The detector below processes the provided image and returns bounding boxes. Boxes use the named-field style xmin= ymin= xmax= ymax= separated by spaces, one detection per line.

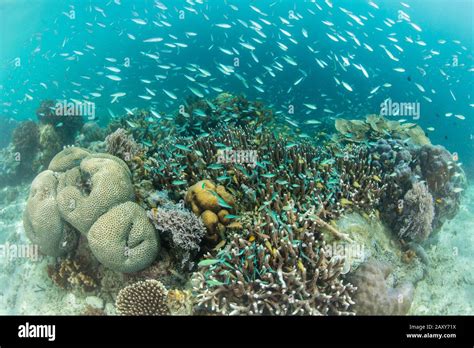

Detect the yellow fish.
xmin=340 ymin=198 xmax=353 ymax=206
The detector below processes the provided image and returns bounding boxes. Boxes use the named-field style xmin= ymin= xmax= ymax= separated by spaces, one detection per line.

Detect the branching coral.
xmin=335 ymin=114 xmax=430 ymax=146
xmin=148 ymin=204 xmax=206 ymax=271
xmin=105 ymin=128 xmax=140 ymax=164
xmin=192 ymin=220 xmax=355 ymax=315
xmin=173 ymin=93 xmax=274 ymax=136
xmin=47 ymin=257 xmax=98 ymax=292
xmin=148 ymin=126 xmax=385 ymax=228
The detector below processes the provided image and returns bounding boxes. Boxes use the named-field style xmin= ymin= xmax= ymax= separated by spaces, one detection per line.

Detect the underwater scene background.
xmin=0 ymin=0 xmax=472 ymax=315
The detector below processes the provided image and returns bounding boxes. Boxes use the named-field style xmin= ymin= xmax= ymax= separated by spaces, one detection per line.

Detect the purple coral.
xmin=105 ymin=128 xmax=139 ymax=163
xmin=148 ymin=204 xmax=206 ymax=271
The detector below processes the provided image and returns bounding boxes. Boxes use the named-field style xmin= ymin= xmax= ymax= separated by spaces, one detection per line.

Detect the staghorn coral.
xmin=192 ymin=223 xmax=355 ymax=315
xmin=396 ymin=182 xmax=435 ymax=242
xmin=174 ymin=92 xmax=274 ymax=136
xmin=148 ymin=204 xmax=206 ymax=271
xmin=115 ymin=279 xmax=170 ymax=315
xmin=348 ymin=260 xmax=414 ymax=315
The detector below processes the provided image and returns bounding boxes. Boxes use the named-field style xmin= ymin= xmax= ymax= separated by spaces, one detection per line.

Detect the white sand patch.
xmin=410 ymin=185 xmax=474 ymax=314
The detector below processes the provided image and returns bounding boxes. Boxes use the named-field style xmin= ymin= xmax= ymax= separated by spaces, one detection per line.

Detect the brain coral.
xmin=23 ymin=170 xmax=78 ymax=256
xmin=88 ymin=201 xmax=159 ymax=273
xmin=24 ymin=147 xmax=159 ymax=273
xmin=48 ymin=147 xmax=91 ymax=172
xmin=57 ymin=156 xmax=134 ymax=234
xmin=348 ymin=260 xmax=414 ymax=315
xmin=115 ymin=279 xmax=170 ymax=315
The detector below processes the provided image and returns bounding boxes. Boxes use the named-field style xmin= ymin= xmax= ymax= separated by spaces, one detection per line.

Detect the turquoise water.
xmin=0 ymin=0 xmax=472 ymax=316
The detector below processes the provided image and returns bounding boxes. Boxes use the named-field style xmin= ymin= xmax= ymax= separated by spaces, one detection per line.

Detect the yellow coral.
xmin=185 ymin=180 xmax=237 ymax=241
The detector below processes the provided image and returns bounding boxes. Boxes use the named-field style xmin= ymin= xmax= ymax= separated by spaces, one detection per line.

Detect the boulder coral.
xmin=185 ymin=180 xmax=236 ymax=242
xmin=348 ymin=260 xmax=414 ymax=315
xmin=23 ymin=147 xmax=159 ymax=273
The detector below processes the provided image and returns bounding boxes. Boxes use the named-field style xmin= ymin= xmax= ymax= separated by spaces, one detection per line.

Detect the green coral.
xmin=24 ymin=147 xmax=159 ymax=273
xmin=57 ymin=156 xmax=134 ymax=234
xmin=88 ymin=202 xmax=159 ymax=273
xmin=23 ymin=170 xmax=78 ymax=256
xmin=48 ymin=147 xmax=91 ymax=172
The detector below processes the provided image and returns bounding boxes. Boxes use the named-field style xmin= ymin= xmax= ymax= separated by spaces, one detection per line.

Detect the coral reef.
xmin=23 ymin=147 xmax=159 ymax=273
xmin=36 ymin=99 xmax=84 ymax=145
xmin=335 ymin=114 xmax=430 ymax=146
xmin=12 ymin=120 xmax=40 ymax=177
xmin=16 ymin=93 xmax=468 ymax=317
xmin=148 ymin=204 xmax=206 ymax=271
xmin=38 ymin=124 xmax=63 ymax=168
xmin=88 ymin=201 xmax=159 ymax=273
xmin=105 ymin=128 xmax=140 ymax=164
xmin=185 ymin=180 xmax=237 ymax=242
xmin=47 ymin=257 xmax=98 ymax=292
xmin=416 ymin=144 xmax=466 ymax=230
xmin=348 ymin=260 xmax=414 ymax=315
xmin=166 ymin=289 xmax=193 ymax=315
xmin=368 ymin=137 xmax=466 ymax=240
xmin=81 ymin=122 xmax=105 ymax=143
xmin=115 ymin=279 xmax=170 ymax=315
xmin=395 ymin=182 xmax=435 ymax=242
xmin=174 ymin=93 xmax=274 ymax=136
xmin=193 ymin=225 xmax=355 ymax=315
